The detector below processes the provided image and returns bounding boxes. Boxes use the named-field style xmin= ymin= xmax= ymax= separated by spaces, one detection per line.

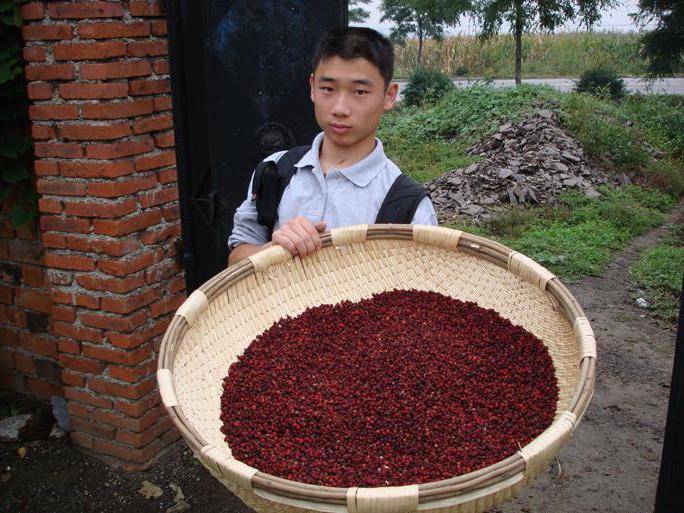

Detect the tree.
xmin=380 ymin=0 xmax=469 ymax=65
xmin=632 ymin=0 xmax=684 ymax=77
xmin=475 ymin=0 xmax=617 ymax=85
xmin=349 ymin=0 xmax=371 ymax=23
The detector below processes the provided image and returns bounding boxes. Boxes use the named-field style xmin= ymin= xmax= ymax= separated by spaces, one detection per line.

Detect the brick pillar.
xmin=21 ymin=1 xmax=185 ymax=469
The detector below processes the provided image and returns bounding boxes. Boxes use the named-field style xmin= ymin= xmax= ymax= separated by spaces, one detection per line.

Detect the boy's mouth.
xmin=330 ymin=123 xmax=351 ymax=135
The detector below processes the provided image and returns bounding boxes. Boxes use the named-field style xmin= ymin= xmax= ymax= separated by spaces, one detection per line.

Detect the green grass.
xmin=630 ymin=245 xmax=684 ymax=320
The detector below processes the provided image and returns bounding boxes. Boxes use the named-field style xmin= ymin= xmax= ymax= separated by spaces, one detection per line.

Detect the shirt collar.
xmin=295 ymin=132 xmax=387 ymax=188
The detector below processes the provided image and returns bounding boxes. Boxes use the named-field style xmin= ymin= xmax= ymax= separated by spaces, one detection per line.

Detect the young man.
xmin=228 ymin=27 xmax=437 ymax=265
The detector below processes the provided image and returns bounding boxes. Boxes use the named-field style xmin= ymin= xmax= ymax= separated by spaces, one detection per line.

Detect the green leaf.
xmin=0 ymin=60 xmax=21 ymax=83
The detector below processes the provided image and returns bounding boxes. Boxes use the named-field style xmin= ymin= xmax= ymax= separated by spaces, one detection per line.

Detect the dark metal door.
xmin=167 ymin=0 xmax=347 ymax=291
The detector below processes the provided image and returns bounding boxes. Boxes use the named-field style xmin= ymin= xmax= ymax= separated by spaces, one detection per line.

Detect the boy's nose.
xmin=331 ymin=94 xmax=351 ymax=117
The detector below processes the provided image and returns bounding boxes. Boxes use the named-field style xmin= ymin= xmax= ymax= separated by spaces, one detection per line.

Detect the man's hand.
xmin=272 ymin=216 xmax=326 ymax=257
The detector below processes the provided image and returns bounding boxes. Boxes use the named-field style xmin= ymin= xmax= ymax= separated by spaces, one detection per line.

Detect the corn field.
xmin=393 ymin=32 xmax=652 ymax=78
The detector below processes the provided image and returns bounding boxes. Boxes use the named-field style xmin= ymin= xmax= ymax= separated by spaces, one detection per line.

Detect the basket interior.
xmin=172 ymin=239 xmax=580 ymax=454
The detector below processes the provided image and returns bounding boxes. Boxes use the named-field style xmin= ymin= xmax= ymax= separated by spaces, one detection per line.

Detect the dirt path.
xmin=1 ymin=216 xmax=680 ymax=513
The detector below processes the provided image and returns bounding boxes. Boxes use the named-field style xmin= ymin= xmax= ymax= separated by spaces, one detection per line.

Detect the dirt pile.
xmin=426 ymin=109 xmax=610 ymax=222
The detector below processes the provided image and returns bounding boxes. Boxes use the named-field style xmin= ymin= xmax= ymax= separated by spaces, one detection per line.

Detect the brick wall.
xmin=9 ymin=0 xmax=185 ymax=469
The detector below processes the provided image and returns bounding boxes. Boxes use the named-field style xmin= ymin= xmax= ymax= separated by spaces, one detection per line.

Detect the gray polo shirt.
xmin=228 ymin=132 xmax=437 ymax=249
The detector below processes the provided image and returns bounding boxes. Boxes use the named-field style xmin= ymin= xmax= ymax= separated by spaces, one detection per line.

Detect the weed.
xmin=630 ymin=244 xmax=684 ymax=320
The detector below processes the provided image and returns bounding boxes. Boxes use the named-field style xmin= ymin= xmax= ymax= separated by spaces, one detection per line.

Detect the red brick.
xmin=60 ymin=160 xmax=134 ymax=179
xmin=29 ymin=104 xmax=79 ymax=121
xmin=25 ymin=63 xmax=74 ymax=81
xmin=99 ymin=250 xmax=162 ymax=277
xmin=19 ymin=333 xmax=57 ymax=358
xmin=20 ymin=2 xmax=45 ymax=20
xmin=77 ymin=274 xmax=145 ymax=293
xmin=80 ymin=310 xmax=147 ymax=332
xmin=41 ymin=232 xmax=66 ymax=248
xmin=34 ymin=161 xmax=59 ymax=178
xmin=105 ymin=331 xmax=145 ymax=349
xmin=85 ymin=137 xmax=154 ymax=159
xmin=153 ymin=131 xmax=174 ymax=148
xmin=32 ymin=125 xmax=56 ymax=140
xmin=87 ymin=175 xmax=157 ymax=198
xmin=150 ymin=20 xmax=167 ymax=36
xmin=132 ymin=113 xmax=172 ymax=134
xmin=15 ymin=223 xmax=38 ymax=240
xmin=65 ymin=387 xmax=112 ymax=409
xmin=150 ymin=294 xmax=184 ymax=317
xmin=0 ymin=287 xmax=14 ymax=305
xmin=81 ymin=61 xmax=152 ymax=80
xmin=46 ymin=269 xmax=73 ymax=286
xmin=14 ymin=352 xmax=36 ymax=374
xmin=22 ymin=24 xmax=74 ymax=41
xmin=71 ymin=417 xmax=115 ymax=439
xmin=40 ymin=216 xmax=90 ymax=234
xmin=0 ymin=349 xmax=15 ymax=370
xmin=44 ymin=254 xmax=95 ymax=271
xmin=0 ymin=327 xmax=19 ymax=348
xmin=135 ymin=151 xmax=175 ymax=171
xmin=129 ymin=1 xmax=163 ymax=17
xmin=54 ymin=41 xmax=126 ymax=61
xmin=82 ymin=99 xmax=153 ymax=120
xmin=109 ymin=359 xmax=156 ymax=383
xmin=59 ymin=82 xmax=129 ymax=100
xmin=37 ymin=179 xmax=86 ymax=197
xmin=94 ymin=438 xmax=163 ymax=465
xmin=27 ymin=378 xmax=58 ymax=400
xmin=140 ymin=187 xmax=178 ymax=208
xmin=127 ymin=41 xmax=167 ymax=57
xmin=63 ymin=198 xmax=137 ymax=218
xmin=93 ymin=210 xmax=161 ymax=237
xmin=15 ymin=289 xmax=52 ymax=314
xmin=152 ymin=59 xmax=169 ymax=75
xmin=52 ymin=322 xmax=102 ymax=343
xmin=21 ymin=265 xmax=44 ymax=287
xmin=153 ymin=96 xmax=172 ymax=112
xmin=7 ymin=239 xmax=43 ymax=265
xmin=115 ymin=420 xmax=163 ymax=447
xmin=75 ymin=293 xmax=100 ymax=309
xmin=62 ymin=371 xmax=85 ymax=386
xmin=23 ymin=46 xmax=46 ymax=62
xmin=130 ymin=79 xmax=170 ymax=96
xmin=100 ymin=288 xmax=162 ymax=314
xmin=79 ymin=21 xmax=150 ymax=39
xmin=0 ymin=306 xmax=27 ymax=330
xmin=70 ymin=430 xmax=94 ymax=450
xmin=114 ymin=392 xmax=160 ymax=418
xmin=48 ymin=2 xmax=124 ymax=19
xmin=88 ymin=375 xmax=155 ymax=400
xmin=57 ymin=338 xmax=79 ymax=353
xmin=54 ymin=306 xmax=77 ymax=323
xmin=59 ymin=123 xmax=131 ymax=141
xmin=65 ymin=235 xmax=140 ymax=257
xmin=50 ymin=289 xmax=72 ymax=305
xmin=59 ymin=354 xmax=106 ymax=375
xmin=162 ymin=204 xmax=180 ymax=221
xmin=141 ymin=224 xmax=180 ymax=245
xmin=158 ymin=167 xmax=177 ymax=184
xmin=27 ymin=83 xmax=54 ymax=100
xmin=34 ymin=142 xmax=83 ymax=159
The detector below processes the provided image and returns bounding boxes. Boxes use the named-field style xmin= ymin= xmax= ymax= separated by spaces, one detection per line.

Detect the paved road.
xmin=397 ymin=77 xmax=684 ymax=95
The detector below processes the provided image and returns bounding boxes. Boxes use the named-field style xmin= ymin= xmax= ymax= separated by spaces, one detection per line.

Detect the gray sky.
xmin=353 ymin=0 xmax=648 ymax=35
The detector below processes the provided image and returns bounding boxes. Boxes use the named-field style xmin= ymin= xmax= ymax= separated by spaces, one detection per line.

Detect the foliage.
xmin=644 ymin=159 xmax=684 ymax=197
xmin=348 ymin=0 xmax=371 ymax=23
xmin=620 ymin=94 xmax=684 ymax=159
xmin=574 ymin=66 xmax=627 ymax=101
xmin=632 ymin=0 xmax=684 ymax=77
xmin=380 ymin=0 xmax=467 ymax=64
xmin=0 ymin=0 xmax=35 ymax=227
xmin=630 ymin=244 xmax=684 ymax=320
xmin=474 ymin=0 xmax=618 ymax=83
xmin=402 ymin=66 xmax=454 ymax=106
xmin=392 ymin=32 xmax=651 ymax=79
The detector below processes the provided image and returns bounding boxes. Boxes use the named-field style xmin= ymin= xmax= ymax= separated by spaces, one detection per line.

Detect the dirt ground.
xmin=1 ymin=212 xmax=680 ymax=513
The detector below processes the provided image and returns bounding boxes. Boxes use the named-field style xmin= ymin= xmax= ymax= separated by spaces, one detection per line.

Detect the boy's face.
xmin=309 ymin=57 xmax=398 ymax=151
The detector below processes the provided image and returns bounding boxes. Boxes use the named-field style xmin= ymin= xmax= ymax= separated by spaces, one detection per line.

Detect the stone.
xmin=0 ymin=415 xmax=31 ymax=442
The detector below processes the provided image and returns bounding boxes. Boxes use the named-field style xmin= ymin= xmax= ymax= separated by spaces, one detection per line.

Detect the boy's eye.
xmin=320 ymin=86 xmax=333 ymax=92
xmin=354 ymin=89 xmax=369 ymax=96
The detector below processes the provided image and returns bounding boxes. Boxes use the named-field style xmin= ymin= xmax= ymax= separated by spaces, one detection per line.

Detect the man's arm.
xmin=228 ymin=242 xmax=272 ymax=266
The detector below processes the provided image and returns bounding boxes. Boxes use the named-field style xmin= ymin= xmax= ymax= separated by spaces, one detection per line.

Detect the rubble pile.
xmin=426 ymin=109 xmax=610 ymax=222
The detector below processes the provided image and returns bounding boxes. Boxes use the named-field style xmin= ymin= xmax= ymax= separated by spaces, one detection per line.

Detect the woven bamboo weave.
xmin=158 ymin=224 xmax=596 ymax=513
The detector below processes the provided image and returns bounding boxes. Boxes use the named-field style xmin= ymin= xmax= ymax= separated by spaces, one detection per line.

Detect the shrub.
xmin=455 ymin=65 xmax=469 ymax=77
xmin=402 ymin=67 xmax=454 ymax=107
xmin=575 ymin=66 xmax=627 ymax=101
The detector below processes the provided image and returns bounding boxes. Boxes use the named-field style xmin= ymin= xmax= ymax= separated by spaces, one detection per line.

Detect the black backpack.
xmin=250 ymin=146 xmax=429 ymax=240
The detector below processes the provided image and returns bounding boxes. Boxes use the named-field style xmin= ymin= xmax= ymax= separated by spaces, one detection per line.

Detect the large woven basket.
xmin=158 ymin=224 xmax=596 ymax=513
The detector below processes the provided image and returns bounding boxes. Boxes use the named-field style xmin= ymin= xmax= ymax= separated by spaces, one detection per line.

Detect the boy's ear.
xmin=309 ymin=73 xmax=315 ymax=102
xmin=384 ymin=81 xmax=399 ymax=111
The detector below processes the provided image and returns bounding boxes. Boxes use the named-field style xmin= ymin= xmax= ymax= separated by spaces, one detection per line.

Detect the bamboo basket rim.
xmin=157 ymin=224 xmax=596 ymax=508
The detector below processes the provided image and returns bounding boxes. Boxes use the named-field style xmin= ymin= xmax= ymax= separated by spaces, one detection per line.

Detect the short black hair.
xmin=312 ymin=27 xmax=394 ymax=88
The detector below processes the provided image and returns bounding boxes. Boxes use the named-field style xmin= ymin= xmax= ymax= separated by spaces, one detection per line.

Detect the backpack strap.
xmin=375 ymin=174 xmax=429 ymax=224
xmin=250 ymin=145 xmax=310 ymax=239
